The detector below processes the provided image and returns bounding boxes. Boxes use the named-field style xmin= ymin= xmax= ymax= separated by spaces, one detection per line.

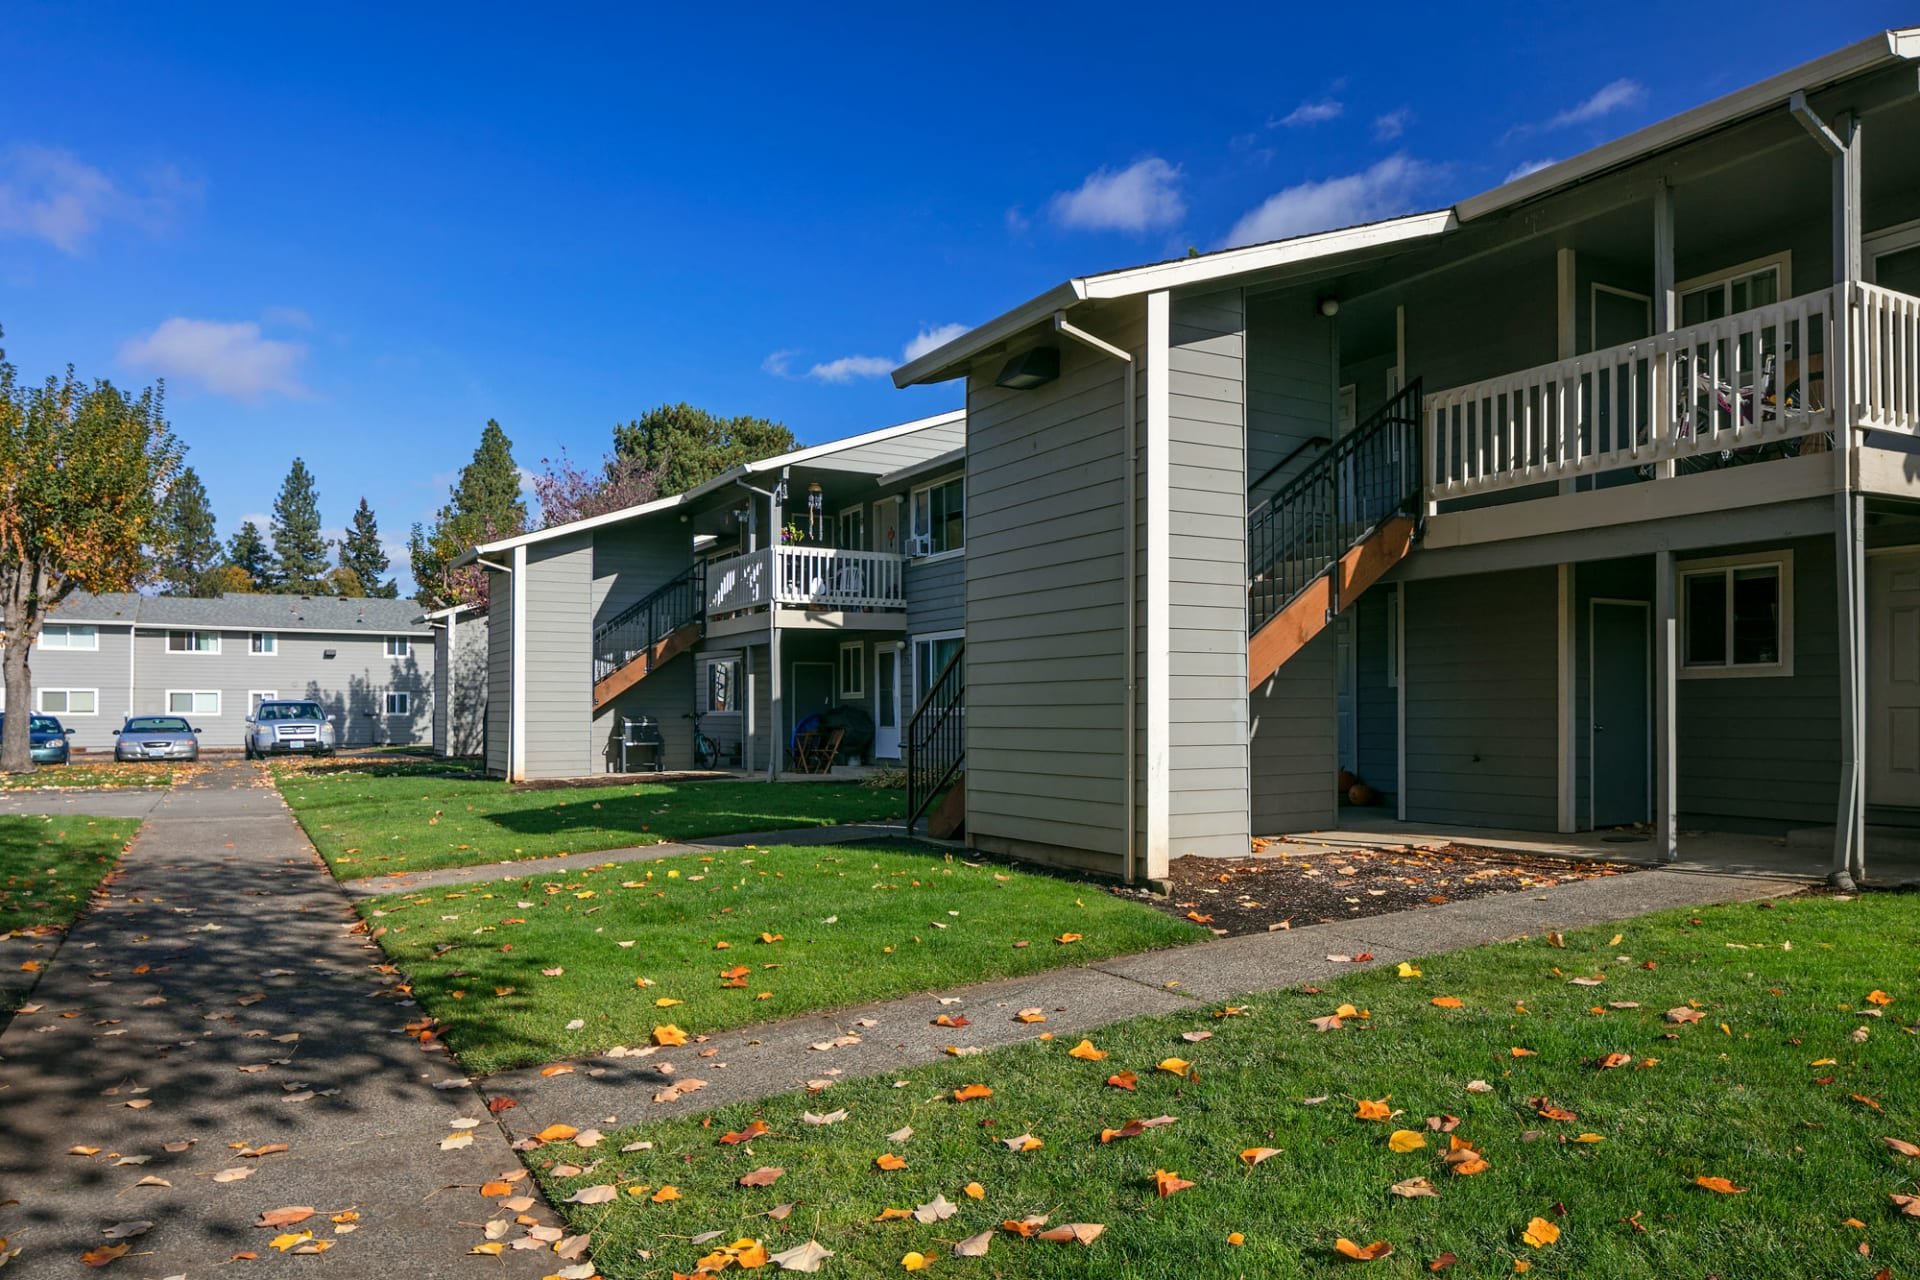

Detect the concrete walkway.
xmin=480 ymin=864 xmax=1801 ymax=1146
xmin=340 ymin=821 xmax=910 ymax=898
xmin=0 ymin=785 xmax=169 ymax=820
xmin=0 ymin=762 xmax=561 ymax=1278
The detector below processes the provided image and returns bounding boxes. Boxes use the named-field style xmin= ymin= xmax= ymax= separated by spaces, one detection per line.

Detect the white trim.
xmin=36 ymin=687 xmax=99 ymax=716
xmin=165 ymin=689 xmax=221 ymax=717
xmin=38 ymin=622 xmax=99 ymax=652
xmin=249 ymin=631 xmax=277 ymax=656
xmin=698 ymin=653 xmax=743 ymax=715
xmin=247 ymin=690 xmax=279 ymax=714
xmin=383 ymin=690 xmax=412 ymax=716
xmin=1865 ymin=218 xmax=1920 ymax=283
xmin=1676 ymin=548 xmax=1795 ymax=678
xmin=1589 ymin=283 xmax=1653 ymax=351
xmin=40 ymin=619 xmax=431 ymax=637
xmin=165 ymin=629 xmax=221 ymax=655
xmin=1144 ymin=289 xmax=1171 ymax=880
xmin=509 ymin=543 xmax=527 ymax=781
xmin=910 ymin=630 xmax=963 ymax=710
xmin=1675 ymin=250 xmax=1792 ymax=315
xmin=908 ymin=471 xmax=966 ymax=559
xmin=1587 ymin=598 xmax=1654 ymax=830
xmin=384 ymin=635 xmax=412 ymax=658
xmin=838 ymin=640 xmax=865 ymax=699
xmin=1557 ymin=564 xmax=1575 ymax=833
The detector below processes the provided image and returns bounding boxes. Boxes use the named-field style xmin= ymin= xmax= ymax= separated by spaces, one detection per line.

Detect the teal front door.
xmin=1590 ymin=600 xmax=1651 ymax=827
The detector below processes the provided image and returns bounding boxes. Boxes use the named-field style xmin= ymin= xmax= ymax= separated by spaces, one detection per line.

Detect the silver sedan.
xmin=114 ymin=715 xmax=201 ymax=763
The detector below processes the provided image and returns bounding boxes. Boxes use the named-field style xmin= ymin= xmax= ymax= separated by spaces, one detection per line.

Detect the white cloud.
xmin=1544 ymin=78 xmax=1644 ymax=129
xmin=761 ymin=349 xmax=800 ymax=378
xmin=768 ymin=322 xmax=975 ymax=385
xmin=803 ymin=355 xmax=896 ymax=384
xmin=1005 ymin=205 xmax=1032 ymax=235
xmin=902 ymin=323 xmax=970 ymax=363
xmin=261 ymin=305 xmax=314 ymax=330
xmin=0 ymin=145 xmax=198 ymax=254
xmin=1049 ymin=157 xmax=1185 ymax=233
xmin=1373 ymin=109 xmax=1412 ymax=141
xmin=1278 ymin=99 xmax=1343 ymax=127
xmin=1225 ymin=154 xmax=1439 ymax=248
xmin=1504 ymin=158 xmax=1559 ymax=183
xmin=120 ymin=317 xmax=310 ymax=402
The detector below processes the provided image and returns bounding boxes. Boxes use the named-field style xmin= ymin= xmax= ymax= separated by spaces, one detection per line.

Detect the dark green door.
xmin=1591 ymin=601 xmax=1650 ymax=827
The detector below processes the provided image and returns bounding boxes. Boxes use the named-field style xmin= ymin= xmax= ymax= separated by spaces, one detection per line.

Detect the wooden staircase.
xmin=590 ymin=565 xmax=706 ymax=712
xmin=1248 ymin=380 xmax=1423 ymax=690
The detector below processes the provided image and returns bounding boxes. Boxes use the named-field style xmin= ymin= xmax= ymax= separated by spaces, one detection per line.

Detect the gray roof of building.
xmin=50 ymin=592 xmax=432 ymax=635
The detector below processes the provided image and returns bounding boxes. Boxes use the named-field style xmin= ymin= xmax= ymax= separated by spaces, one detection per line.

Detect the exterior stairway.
xmin=906 ymin=646 xmax=964 ymax=832
xmin=591 ymin=565 xmax=706 ymax=711
xmin=1248 ymin=379 xmax=1424 ymax=690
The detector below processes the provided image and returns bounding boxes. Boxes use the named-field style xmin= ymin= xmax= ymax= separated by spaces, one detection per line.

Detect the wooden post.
xmin=1653 ymin=549 xmax=1678 ymax=862
xmin=1652 ymin=181 xmax=1677 ymax=480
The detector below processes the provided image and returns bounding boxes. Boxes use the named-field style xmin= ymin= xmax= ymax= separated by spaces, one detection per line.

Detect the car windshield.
xmin=30 ymin=716 xmax=62 ymax=734
xmin=124 ymin=717 xmax=192 ymax=733
xmin=257 ymin=702 xmax=325 ymax=721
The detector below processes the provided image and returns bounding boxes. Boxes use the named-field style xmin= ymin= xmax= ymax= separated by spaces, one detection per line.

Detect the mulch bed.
xmin=1121 ymin=840 xmax=1641 ymax=937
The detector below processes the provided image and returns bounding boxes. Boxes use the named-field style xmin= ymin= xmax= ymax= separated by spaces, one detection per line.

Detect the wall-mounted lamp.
xmin=994 ymin=346 xmax=1060 ymax=390
xmin=1318 ymin=297 xmax=1340 ymax=318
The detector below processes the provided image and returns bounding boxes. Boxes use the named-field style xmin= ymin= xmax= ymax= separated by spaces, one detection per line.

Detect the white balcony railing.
xmin=1425 ymin=287 xmax=1841 ymax=502
xmin=705 ymin=546 xmax=908 ymax=616
xmin=1854 ymin=282 xmax=1920 ymax=433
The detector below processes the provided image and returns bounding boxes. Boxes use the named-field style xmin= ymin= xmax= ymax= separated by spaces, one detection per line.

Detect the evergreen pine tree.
xmin=410 ymin=419 xmax=528 ymax=607
xmin=225 ymin=521 xmax=273 ymax=590
xmin=269 ymin=458 xmax=331 ymax=593
xmin=339 ymin=497 xmax=395 ymax=597
xmin=454 ymin=419 xmax=527 ymax=531
xmin=156 ymin=466 xmax=221 ymax=595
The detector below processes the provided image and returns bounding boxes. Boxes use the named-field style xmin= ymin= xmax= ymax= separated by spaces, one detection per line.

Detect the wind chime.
xmin=807 ymin=481 xmax=823 ymax=541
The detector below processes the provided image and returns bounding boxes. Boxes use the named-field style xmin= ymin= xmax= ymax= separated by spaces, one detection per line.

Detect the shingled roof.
xmin=48 ymin=592 xmax=431 ymax=635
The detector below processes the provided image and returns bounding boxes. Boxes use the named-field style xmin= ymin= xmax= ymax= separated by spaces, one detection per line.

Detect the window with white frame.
xmin=248 ymin=691 xmax=279 ymax=714
xmin=913 ymin=632 xmax=963 ymax=704
xmin=838 ymin=507 xmax=865 ymax=551
xmin=38 ymin=688 xmax=97 ymax=715
xmin=250 ymin=632 xmax=277 ymax=655
xmin=839 ymin=641 xmax=865 ymax=698
xmin=39 ymin=623 xmax=99 ymax=651
xmin=699 ymin=655 xmax=741 ymax=714
xmin=1680 ymin=551 xmax=1792 ymax=677
xmin=1678 ymin=254 xmax=1789 ymax=325
xmin=909 ymin=475 xmax=964 ymax=558
xmin=385 ymin=636 xmax=411 ymax=657
xmin=167 ymin=690 xmax=220 ymax=716
xmin=384 ymin=691 xmax=411 ymax=715
xmin=166 ymin=630 xmax=220 ymax=654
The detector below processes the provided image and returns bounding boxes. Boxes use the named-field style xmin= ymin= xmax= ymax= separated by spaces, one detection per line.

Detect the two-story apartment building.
xmin=14 ymin=593 xmax=433 ymax=751
xmin=893 ymin=29 xmax=1920 ymax=889
xmin=467 ymin=410 xmax=965 ymax=781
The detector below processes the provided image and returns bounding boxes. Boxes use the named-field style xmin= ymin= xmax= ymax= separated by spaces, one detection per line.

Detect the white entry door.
xmin=873 ymin=644 xmax=902 ymax=760
xmin=1868 ymin=550 xmax=1920 ymax=807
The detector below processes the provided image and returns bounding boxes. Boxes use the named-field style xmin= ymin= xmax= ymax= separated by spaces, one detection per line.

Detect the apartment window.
xmin=248 ymin=691 xmax=279 ymax=714
xmin=385 ymin=636 xmax=412 ymax=657
xmin=167 ymin=630 xmax=220 ymax=654
xmin=839 ymin=641 xmax=865 ymax=699
xmin=913 ymin=632 xmax=963 ymax=702
xmin=40 ymin=623 xmax=99 ymax=651
xmin=838 ymin=507 xmax=865 ymax=551
xmin=167 ymin=690 xmax=220 ymax=716
xmin=250 ymin=632 xmax=277 ymax=655
xmin=699 ymin=655 xmax=741 ymax=714
xmin=1678 ymin=254 xmax=1788 ymax=325
xmin=1680 ymin=551 xmax=1792 ymax=677
xmin=38 ymin=688 xmax=97 ymax=716
xmin=909 ymin=475 xmax=964 ymax=558
xmin=384 ymin=691 xmax=411 ymax=715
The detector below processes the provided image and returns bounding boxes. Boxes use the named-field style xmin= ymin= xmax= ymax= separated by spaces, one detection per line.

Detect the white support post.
xmin=1144 ymin=290 xmax=1172 ymax=883
xmin=1556 ymin=251 xmax=1578 ymax=496
xmin=1652 ymin=181 xmax=1677 ymax=480
xmin=1653 ymin=549 xmax=1678 ymax=862
xmin=1824 ymin=106 xmax=1866 ymax=886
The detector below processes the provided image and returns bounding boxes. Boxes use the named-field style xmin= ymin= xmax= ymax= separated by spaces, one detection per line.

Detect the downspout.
xmin=1053 ymin=312 xmax=1140 ymax=886
xmin=737 ymin=473 xmax=788 ymax=782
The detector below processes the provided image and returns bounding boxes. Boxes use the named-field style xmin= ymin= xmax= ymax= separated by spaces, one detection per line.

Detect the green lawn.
xmin=0 ymin=761 xmax=176 ymax=790
xmin=275 ymin=761 xmax=907 ymax=879
xmin=361 ymin=842 xmax=1203 ymax=1073
xmin=0 ymin=815 xmax=141 ymax=932
xmin=524 ymin=894 xmax=1920 ymax=1279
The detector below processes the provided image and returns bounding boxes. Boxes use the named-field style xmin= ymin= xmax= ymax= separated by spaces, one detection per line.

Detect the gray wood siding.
xmin=904 ymin=555 xmax=963 ymax=637
xmin=435 ymin=615 xmax=489 ymax=758
xmin=592 ymin=518 xmax=692 ymax=628
xmin=1355 ymin=587 xmax=1398 ymax=801
xmin=1403 ymin=567 xmax=1559 ymax=828
xmin=1250 ymin=626 xmax=1335 ymax=832
xmin=965 ymin=309 xmax=1138 ymax=874
xmin=1246 ymin=287 xmax=1335 ymax=510
xmin=1166 ymin=289 xmax=1250 ymax=855
xmin=594 ymin=651 xmax=695 ymax=771
xmin=20 ymin=623 xmax=135 ymax=751
xmin=485 ymin=569 xmax=513 ymax=777
xmin=519 ymin=534 xmax=595 ymax=779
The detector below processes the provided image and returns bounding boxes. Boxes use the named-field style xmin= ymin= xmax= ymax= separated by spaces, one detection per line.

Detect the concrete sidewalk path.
xmin=0 ymin=786 xmax=169 ymax=821
xmin=339 ymin=821 xmax=909 ymax=898
xmin=482 ymin=865 xmax=1802 ymax=1146
xmin=0 ymin=761 xmax=563 ymax=1278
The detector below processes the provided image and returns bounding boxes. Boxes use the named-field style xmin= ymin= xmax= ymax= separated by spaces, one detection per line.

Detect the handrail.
xmin=1248 ymin=434 xmax=1333 ymax=507
xmin=906 ymin=646 xmax=964 ymax=830
xmin=592 ymin=564 xmax=705 ymax=686
xmin=1248 ymin=378 xmax=1424 ymax=637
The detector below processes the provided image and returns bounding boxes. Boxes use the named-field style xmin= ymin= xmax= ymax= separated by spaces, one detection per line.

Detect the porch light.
xmin=1318 ymin=297 xmax=1340 ymax=317
xmin=994 ymin=345 xmax=1060 ymax=390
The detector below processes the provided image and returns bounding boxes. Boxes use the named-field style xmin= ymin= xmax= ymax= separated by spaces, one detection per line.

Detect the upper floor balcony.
xmin=703 ymin=544 xmax=909 ymax=638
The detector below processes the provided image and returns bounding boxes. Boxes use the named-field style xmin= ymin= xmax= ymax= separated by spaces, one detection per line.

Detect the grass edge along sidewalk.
xmin=358 ymin=840 xmax=1206 ymax=1074
xmin=0 ymin=761 xmax=178 ymax=791
xmin=513 ymin=893 xmax=1920 ymax=1279
xmin=0 ymin=814 xmax=142 ymax=933
xmin=275 ymin=760 xmax=908 ymax=880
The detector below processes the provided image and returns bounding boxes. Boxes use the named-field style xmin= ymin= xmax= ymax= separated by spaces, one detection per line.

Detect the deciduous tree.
xmin=611 ymin=403 xmax=795 ymax=497
xmin=532 ymin=449 xmax=659 ymax=528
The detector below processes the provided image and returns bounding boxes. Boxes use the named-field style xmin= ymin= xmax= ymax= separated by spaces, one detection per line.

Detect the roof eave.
xmin=891 ymin=282 xmax=1086 ymax=387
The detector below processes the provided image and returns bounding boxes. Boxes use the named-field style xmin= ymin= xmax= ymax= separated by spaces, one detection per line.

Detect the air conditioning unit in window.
xmin=907 ymin=534 xmax=933 ymax=557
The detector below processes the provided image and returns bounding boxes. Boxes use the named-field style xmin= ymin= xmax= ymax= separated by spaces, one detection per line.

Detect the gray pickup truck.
xmin=244 ymin=698 xmax=339 ymax=759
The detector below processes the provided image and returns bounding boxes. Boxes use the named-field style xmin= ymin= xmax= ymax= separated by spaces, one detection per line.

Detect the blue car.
xmin=0 ymin=713 xmax=72 ymax=765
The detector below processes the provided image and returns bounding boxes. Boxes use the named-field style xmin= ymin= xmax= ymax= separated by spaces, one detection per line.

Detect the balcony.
xmin=703 ymin=545 xmax=908 ymax=637
xmin=1421 ymin=284 xmax=1920 ymax=511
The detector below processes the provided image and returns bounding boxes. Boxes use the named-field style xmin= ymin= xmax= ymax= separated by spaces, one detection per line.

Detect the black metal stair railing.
xmin=592 ymin=563 xmax=706 ymax=686
xmin=905 ymin=646 xmax=964 ymax=829
xmin=1248 ymin=378 xmax=1424 ymax=635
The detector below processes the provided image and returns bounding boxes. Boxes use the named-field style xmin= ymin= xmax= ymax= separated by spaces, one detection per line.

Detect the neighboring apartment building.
xmin=889 ymin=29 xmax=1920 ymax=888
xmin=15 ymin=593 xmax=434 ymax=752
xmin=421 ymin=602 xmax=489 ymax=759
xmin=466 ymin=411 xmax=965 ymax=780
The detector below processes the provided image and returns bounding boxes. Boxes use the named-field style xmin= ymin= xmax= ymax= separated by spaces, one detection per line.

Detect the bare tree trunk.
xmin=1 ymin=632 xmax=34 ymax=775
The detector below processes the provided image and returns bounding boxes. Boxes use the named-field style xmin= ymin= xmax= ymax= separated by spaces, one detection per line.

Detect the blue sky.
xmin=1 ymin=3 xmax=1909 ymax=588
